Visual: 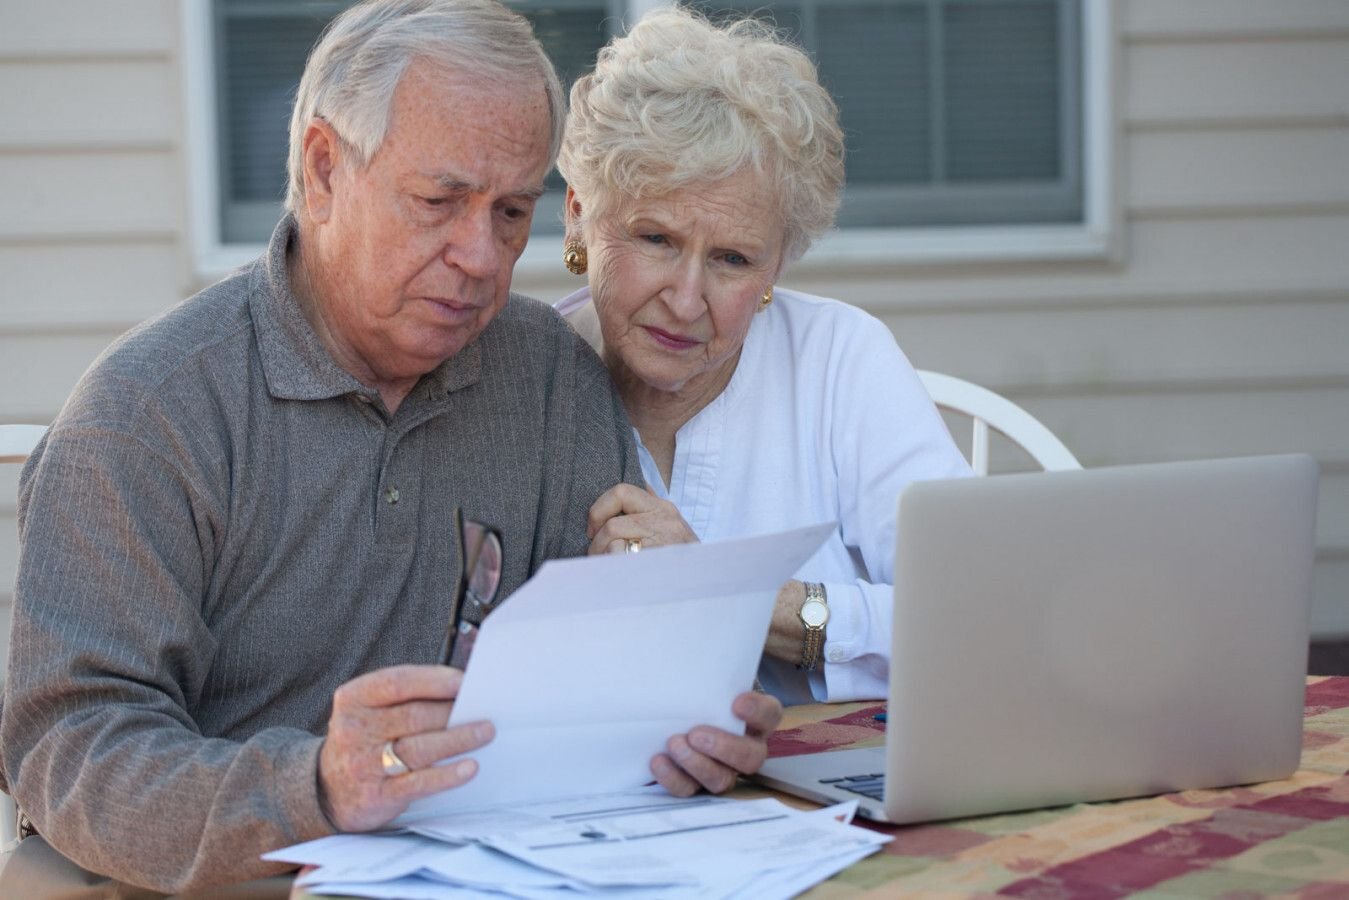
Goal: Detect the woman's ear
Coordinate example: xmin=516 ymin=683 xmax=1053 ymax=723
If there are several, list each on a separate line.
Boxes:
xmin=564 ymin=185 xmax=583 ymax=232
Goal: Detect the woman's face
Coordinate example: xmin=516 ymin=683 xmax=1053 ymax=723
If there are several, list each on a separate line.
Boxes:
xmin=576 ymin=169 xmax=786 ymax=397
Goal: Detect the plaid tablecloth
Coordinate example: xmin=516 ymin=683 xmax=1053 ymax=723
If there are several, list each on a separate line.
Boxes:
xmin=768 ymin=676 xmax=1349 ymax=898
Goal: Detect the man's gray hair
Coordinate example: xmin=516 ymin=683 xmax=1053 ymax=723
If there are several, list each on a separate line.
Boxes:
xmin=558 ymin=7 xmax=844 ymax=263
xmin=286 ymin=0 xmax=565 ymax=214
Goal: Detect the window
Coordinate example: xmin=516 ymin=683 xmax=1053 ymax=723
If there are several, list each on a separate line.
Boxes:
xmin=213 ymin=1 xmax=334 ymax=244
xmin=208 ymin=0 xmax=617 ymax=244
xmin=694 ymin=0 xmax=1083 ymax=229
xmin=186 ymin=0 xmax=1109 ymax=270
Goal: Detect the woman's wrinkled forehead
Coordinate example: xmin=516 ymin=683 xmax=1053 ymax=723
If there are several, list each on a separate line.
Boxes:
xmin=579 ymin=165 xmax=781 ymax=227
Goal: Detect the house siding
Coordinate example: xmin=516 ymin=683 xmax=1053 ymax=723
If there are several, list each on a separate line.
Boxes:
xmin=1 ymin=0 xmax=1347 ymax=667
xmin=0 ymin=0 xmax=186 ymax=675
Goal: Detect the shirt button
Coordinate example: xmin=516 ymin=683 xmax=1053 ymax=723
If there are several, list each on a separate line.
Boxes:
xmin=385 ymin=487 xmax=400 ymax=505
xmin=827 ymin=647 xmax=846 ymax=663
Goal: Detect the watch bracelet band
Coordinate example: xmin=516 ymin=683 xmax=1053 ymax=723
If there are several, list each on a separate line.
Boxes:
xmin=798 ymin=582 xmax=827 ymax=671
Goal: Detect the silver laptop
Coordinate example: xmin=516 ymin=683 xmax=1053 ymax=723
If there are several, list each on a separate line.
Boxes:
xmin=757 ymin=454 xmax=1319 ymax=824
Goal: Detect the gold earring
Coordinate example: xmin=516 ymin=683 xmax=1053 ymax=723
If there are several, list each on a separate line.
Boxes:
xmin=759 ymin=286 xmax=773 ymax=311
xmin=563 ymin=240 xmax=587 ymax=275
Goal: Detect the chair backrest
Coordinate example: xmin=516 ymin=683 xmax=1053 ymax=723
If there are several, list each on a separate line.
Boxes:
xmin=0 ymin=424 xmax=47 ymax=465
xmin=916 ymin=370 xmax=1080 ymax=476
xmin=1 ymin=424 xmax=45 ymax=847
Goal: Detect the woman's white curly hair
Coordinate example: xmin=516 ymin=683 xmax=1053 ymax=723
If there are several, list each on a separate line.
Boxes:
xmin=558 ymin=7 xmax=845 ymax=263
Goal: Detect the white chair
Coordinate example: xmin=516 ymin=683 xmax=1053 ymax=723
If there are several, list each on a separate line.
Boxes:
xmin=1 ymin=423 xmax=45 ymax=851
xmin=0 ymin=425 xmax=47 ymax=465
xmin=916 ymin=370 xmax=1080 ymax=475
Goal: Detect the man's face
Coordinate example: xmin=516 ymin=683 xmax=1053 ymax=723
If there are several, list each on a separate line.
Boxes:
xmin=306 ymin=60 xmax=552 ymax=388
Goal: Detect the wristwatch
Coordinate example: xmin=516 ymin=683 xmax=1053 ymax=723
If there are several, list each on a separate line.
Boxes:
xmin=797 ymin=582 xmax=829 ymax=671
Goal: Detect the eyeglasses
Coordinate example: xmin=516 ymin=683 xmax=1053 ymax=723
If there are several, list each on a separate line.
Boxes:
xmin=440 ymin=509 xmax=504 ymax=670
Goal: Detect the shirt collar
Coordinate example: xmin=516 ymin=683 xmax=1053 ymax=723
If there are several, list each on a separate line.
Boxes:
xmin=249 ymin=214 xmax=479 ymax=404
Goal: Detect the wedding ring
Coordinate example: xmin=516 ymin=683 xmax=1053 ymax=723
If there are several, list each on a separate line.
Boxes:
xmin=380 ymin=739 xmax=410 ymax=777
xmin=624 ymin=538 xmax=643 ymax=554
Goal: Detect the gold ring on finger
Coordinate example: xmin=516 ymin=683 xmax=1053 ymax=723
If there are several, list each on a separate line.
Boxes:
xmin=380 ymin=739 xmax=410 ymax=777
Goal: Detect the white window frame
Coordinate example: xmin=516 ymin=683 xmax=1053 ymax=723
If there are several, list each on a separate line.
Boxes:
xmin=182 ymin=0 xmax=258 ymax=278
xmin=181 ymin=0 xmax=1118 ymax=282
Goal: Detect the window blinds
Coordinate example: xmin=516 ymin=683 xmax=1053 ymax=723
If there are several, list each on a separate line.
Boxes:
xmin=212 ymin=0 xmax=1081 ymax=243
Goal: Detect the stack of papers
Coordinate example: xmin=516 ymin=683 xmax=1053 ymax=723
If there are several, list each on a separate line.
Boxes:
xmin=270 ymin=526 xmax=878 ymax=896
xmin=266 ymin=787 xmax=890 ymax=899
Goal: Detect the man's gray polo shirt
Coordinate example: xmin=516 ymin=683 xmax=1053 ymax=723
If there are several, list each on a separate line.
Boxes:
xmin=0 ymin=216 xmax=641 ymax=893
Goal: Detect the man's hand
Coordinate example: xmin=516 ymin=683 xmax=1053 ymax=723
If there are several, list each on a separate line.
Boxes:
xmin=587 ymin=483 xmax=699 ymax=555
xmin=318 ymin=665 xmax=494 ymax=832
xmin=651 ymin=691 xmax=783 ymax=796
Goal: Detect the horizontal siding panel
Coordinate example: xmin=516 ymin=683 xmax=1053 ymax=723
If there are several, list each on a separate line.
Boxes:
xmin=942 ymin=398 xmax=1347 ymax=639
xmin=997 ymin=386 xmax=1349 ymax=470
xmin=4 ymin=464 xmax=22 ymax=678
xmin=783 ymin=215 xmax=1349 ymax=310
xmin=1321 ymin=470 xmax=1349 ymax=550
xmin=1128 ymin=128 xmax=1349 ymax=214
xmin=2 ymin=470 xmax=13 ymax=683
xmin=862 ymin=415 xmax=1345 ymax=642
xmin=0 ymin=516 xmax=13 ymax=607
xmin=1312 ymin=560 xmax=1349 ymax=638
xmin=882 ymin=298 xmax=1349 ymax=389
xmin=0 ymin=332 xmax=127 ymax=422
xmin=0 ymin=604 xmax=9 ymax=686
xmin=0 ymin=242 xmax=187 ymax=331
xmin=1126 ymin=0 xmax=1349 ymax=39
xmin=0 ymin=468 xmax=16 ymax=515
xmin=0 ymin=151 xmax=180 ymax=239
xmin=47 ymin=287 xmax=1349 ymax=438
xmin=938 ymin=412 xmax=1049 ymax=477
xmin=0 ymin=60 xmax=176 ymax=147
xmin=0 ymin=0 xmax=176 ymax=57
xmin=1126 ymin=41 xmax=1349 ymax=124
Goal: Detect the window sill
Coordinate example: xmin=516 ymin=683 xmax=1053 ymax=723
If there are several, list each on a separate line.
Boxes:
xmin=511 ymin=221 xmax=1119 ymax=280
xmin=192 ymin=220 xmax=1118 ymax=287
xmin=789 ymin=223 xmax=1116 ymax=270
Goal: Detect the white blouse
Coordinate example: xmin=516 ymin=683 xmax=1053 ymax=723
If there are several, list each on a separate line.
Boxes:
xmin=556 ymin=286 xmax=971 ymax=704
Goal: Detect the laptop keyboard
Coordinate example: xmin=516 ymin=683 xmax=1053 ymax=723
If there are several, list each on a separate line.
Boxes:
xmin=822 ymin=773 xmax=885 ymax=801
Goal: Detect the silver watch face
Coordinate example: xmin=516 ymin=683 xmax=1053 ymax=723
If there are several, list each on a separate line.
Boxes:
xmin=801 ymin=598 xmax=829 ymax=628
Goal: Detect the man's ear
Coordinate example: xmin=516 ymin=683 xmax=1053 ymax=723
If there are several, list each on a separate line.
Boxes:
xmin=300 ymin=118 xmax=344 ymax=224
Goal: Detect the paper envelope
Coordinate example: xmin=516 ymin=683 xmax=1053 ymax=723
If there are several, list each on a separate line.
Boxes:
xmin=395 ymin=522 xmax=836 ymax=822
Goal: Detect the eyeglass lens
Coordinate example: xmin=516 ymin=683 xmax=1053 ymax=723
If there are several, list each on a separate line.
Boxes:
xmin=462 ymin=520 xmax=503 ymax=617
xmin=443 ymin=514 xmax=503 ymax=670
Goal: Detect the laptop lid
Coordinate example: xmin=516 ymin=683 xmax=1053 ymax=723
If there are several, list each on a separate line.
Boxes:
xmin=882 ymin=453 xmax=1317 ymax=823
xmin=757 ymin=454 xmax=1318 ymax=825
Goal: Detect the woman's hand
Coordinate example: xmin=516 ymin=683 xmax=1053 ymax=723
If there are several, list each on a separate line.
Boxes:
xmin=587 ymin=483 xmax=699 ymax=555
xmin=763 ymin=579 xmax=809 ymax=663
xmin=651 ymin=691 xmax=784 ymax=796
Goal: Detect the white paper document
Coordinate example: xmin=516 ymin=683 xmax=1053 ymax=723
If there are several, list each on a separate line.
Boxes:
xmin=396 ymin=522 xmax=836 ymax=821
xmin=268 ymin=789 xmax=889 ymax=899
xmin=265 ymin=525 xmax=887 ymax=899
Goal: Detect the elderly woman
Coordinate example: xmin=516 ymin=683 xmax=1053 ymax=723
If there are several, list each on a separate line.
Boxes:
xmin=556 ymin=8 xmax=970 ymax=707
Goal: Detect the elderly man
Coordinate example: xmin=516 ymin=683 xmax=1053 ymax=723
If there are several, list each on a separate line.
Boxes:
xmin=0 ymin=0 xmax=781 ymax=894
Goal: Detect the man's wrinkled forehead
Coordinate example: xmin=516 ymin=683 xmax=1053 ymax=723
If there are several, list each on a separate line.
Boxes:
xmin=379 ymin=57 xmax=554 ymax=176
